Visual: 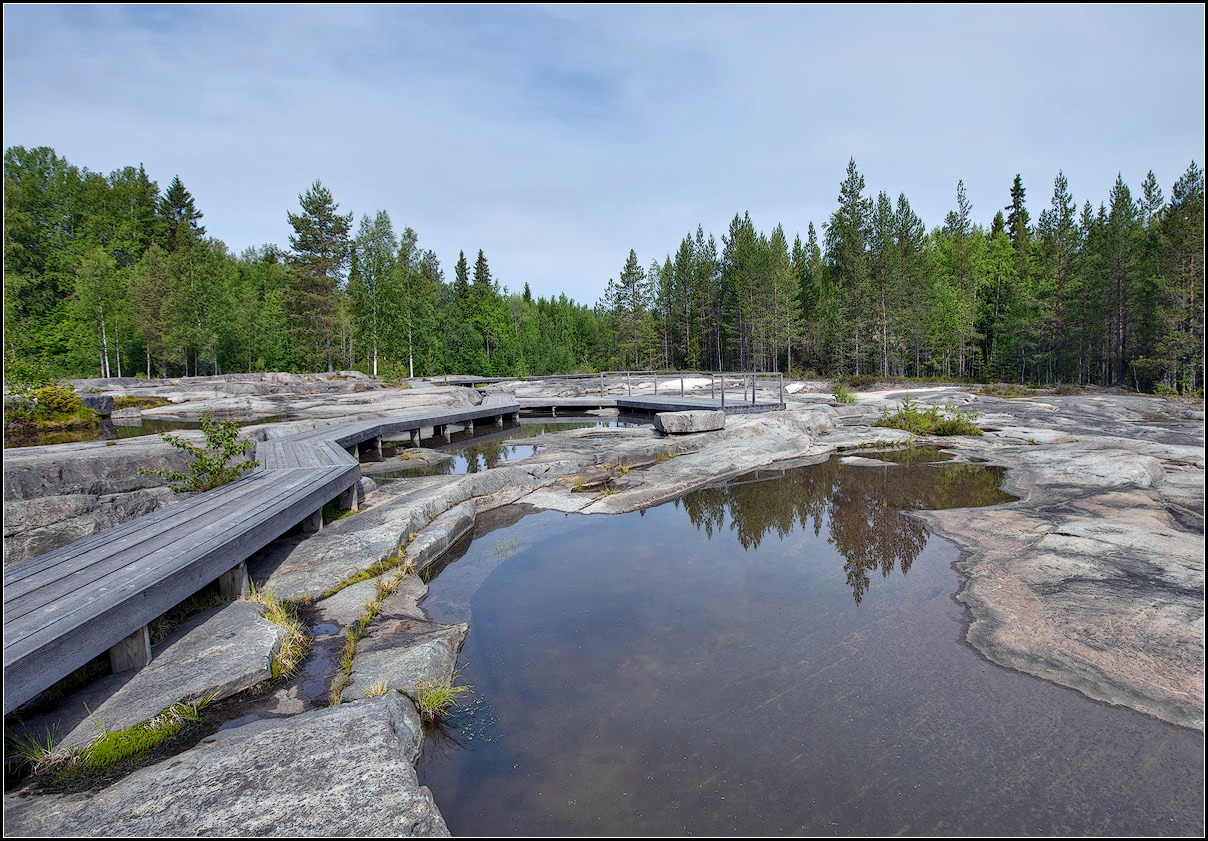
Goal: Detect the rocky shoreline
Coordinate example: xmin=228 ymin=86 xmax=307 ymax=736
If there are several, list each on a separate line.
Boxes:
xmin=3 ymin=374 xmax=1203 ymax=835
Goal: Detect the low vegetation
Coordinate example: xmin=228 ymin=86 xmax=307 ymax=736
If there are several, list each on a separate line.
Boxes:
xmin=6 ymin=695 xmax=214 ymax=781
xmin=247 ymin=586 xmax=310 ymax=679
xmin=139 ymin=411 xmax=259 ymax=492
xmin=832 ymin=383 xmax=857 ymax=404
xmin=329 ymin=559 xmax=416 ymax=705
xmin=413 ymin=671 xmax=474 ymax=722
xmin=873 ymin=397 xmax=984 ymax=436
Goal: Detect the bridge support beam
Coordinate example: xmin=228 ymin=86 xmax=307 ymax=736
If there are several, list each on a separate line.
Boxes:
xmin=410 ymin=428 xmax=421 ymax=447
xmin=302 ymin=508 xmax=323 ymax=533
xmin=336 ymin=483 xmax=359 ymax=513
xmin=219 ymin=561 xmax=251 ymax=601
xmin=109 ymin=625 xmax=151 ymax=673
xmin=358 ymin=437 xmax=383 ymax=462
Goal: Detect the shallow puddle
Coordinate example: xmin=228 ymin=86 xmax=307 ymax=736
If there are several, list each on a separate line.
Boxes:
xmin=416 ymin=457 xmax=1203 ymax=836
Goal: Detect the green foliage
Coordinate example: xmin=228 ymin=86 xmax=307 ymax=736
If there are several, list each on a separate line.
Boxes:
xmin=247 ymin=586 xmax=309 ymax=679
xmin=140 ymin=412 xmax=259 ymax=492
xmin=112 ymin=395 xmax=173 ymax=410
xmin=27 ymin=383 xmax=81 ymax=415
xmin=832 ymin=383 xmax=857 ymax=404
xmin=873 ymin=397 xmax=984 ymax=436
xmin=2 ymin=353 xmax=59 ymax=394
xmin=413 ymin=672 xmax=474 ymax=722
xmin=4 ymin=145 xmax=1201 ymax=390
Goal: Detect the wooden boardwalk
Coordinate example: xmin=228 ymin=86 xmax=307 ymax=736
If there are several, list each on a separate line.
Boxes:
xmin=3 ymin=395 xmax=520 ymax=712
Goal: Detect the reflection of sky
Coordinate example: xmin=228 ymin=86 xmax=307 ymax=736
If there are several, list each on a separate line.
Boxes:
xmin=417 ymin=460 xmax=1200 ymax=836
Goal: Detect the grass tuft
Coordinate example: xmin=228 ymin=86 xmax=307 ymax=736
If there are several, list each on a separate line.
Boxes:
xmin=413 ymin=671 xmax=474 ymax=722
xmin=247 ymin=586 xmax=310 ymax=679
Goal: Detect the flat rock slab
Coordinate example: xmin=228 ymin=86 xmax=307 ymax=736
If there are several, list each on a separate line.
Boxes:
xmin=45 ymin=602 xmax=285 ymax=750
xmin=654 ymin=410 xmax=726 ymax=434
xmin=2 ymin=694 xmax=449 ymax=837
xmin=342 ymin=619 xmax=468 ymax=703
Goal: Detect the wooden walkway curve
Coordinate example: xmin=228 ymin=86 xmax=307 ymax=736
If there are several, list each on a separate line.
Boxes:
xmin=2 ymin=394 xmax=520 ymax=712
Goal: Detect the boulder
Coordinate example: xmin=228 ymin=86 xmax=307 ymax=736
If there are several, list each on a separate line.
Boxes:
xmin=2 ymin=695 xmax=449 ymax=836
xmin=654 ymin=410 xmax=726 ymax=434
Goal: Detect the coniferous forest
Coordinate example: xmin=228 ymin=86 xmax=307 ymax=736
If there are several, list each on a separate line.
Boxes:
xmin=4 ymin=146 xmax=1203 ymax=394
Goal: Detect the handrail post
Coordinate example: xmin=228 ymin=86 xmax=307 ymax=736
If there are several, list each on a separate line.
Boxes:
xmin=711 ymin=373 xmax=715 ymax=400
xmin=627 ymin=371 xmax=631 ymax=396
xmin=600 ymin=371 xmax=604 ymax=397
xmin=680 ymin=372 xmax=684 ymax=396
xmin=779 ymin=372 xmax=784 ymax=409
xmin=721 ymin=375 xmax=726 ymax=408
xmin=653 ymin=371 xmax=658 ymax=395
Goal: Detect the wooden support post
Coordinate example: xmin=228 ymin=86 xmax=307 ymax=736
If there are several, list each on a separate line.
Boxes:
xmin=466 ymin=419 xmax=474 ymax=435
xmin=680 ymin=373 xmax=684 ymax=396
xmin=496 ymin=413 xmax=504 ymax=428
xmin=303 ymin=508 xmax=323 ymax=533
xmin=627 ymin=372 xmax=632 ymax=396
xmin=360 ymin=436 xmax=382 ymax=462
xmin=219 ymin=561 xmax=251 ymax=601
xmin=110 ymin=626 xmax=152 ymax=672
xmin=410 ymin=428 xmax=420 ymax=447
xmin=336 ymin=482 xmax=359 ymax=513
xmin=600 ymin=371 xmax=605 ymax=397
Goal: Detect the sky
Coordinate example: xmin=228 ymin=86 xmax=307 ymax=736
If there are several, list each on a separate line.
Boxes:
xmin=3 ymin=4 xmax=1204 ymax=305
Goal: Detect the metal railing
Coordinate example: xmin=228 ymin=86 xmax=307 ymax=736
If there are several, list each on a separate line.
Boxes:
xmin=591 ymin=370 xmax=786 ymax=409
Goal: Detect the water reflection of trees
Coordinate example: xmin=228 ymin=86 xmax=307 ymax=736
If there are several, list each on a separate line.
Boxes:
xmin=677 ymin=459 xmax=1012 ymax=605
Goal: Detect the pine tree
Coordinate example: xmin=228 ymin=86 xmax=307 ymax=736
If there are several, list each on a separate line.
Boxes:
xmin=1037 ymin=171 xmax=1078 ymax=383
xmin=454 ymin=250 xmax=470 ymax=300
xmin=160 ymin=175 xmax=205 ymax=252
xmin=825 ymin=159 xmax=873 ymax=374
xmin=473 ymin=249 xmax=492 ymax=290
xmin=286 ymin=180 xmax=352 ymax=372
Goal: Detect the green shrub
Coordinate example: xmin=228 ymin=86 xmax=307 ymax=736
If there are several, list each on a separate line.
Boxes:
xmin=873 ymin=398 xmax=983 ymax=436
xmin=833 ymin=383 xmax=857 ymax=404
xmin=140 ymin=412 xmax=260 ymax=492
xmin=841 ymin=374 xmax=877 ymax=390
xmin=28 ymin=384 xmax=82 ymax=416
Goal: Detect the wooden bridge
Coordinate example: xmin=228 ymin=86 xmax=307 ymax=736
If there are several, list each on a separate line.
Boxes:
xmin=514 ymin=371 xmax=786 ymax=416
xmin=2 ymin=394 xmax=520 ymax=712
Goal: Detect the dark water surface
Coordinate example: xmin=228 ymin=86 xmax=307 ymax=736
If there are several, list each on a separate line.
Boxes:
xmin=416 ymin=456 xmax=1204 ymax=836
xmin=379 ymin=418 xmax=642 ymax=477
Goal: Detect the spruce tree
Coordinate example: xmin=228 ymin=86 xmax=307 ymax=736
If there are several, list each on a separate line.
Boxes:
xmin=286 ymin=180 xmax=352 ymax=372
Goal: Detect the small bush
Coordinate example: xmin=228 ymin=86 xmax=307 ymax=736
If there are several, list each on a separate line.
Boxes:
xmin=833 ymin=383 xmax=857 ymax=404
xmin=28 ymin=384 xmax=82 ymax=415
xmin=873 ymin=398 xmax=983 ymax=436
xmin=841 ymin=374 xmax=877 ymax=390
xmin=140 ymin=412 xmax=259 ymax=492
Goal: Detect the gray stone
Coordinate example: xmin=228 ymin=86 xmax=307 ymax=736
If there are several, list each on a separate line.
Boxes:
xmin=79 ymin=394 xmax=113 ymax=416
xmin=3 ymin=487 xmax=179 ymax=565
xmin=51 ymin=601 xmax=284 ymax=750
xmin=653 ymin=409 xmax=726 ymax=434
xmin=343 ymin=620 xmax=468 ymax=702
xmin=2 ymin=695 xmax=449 ymax=837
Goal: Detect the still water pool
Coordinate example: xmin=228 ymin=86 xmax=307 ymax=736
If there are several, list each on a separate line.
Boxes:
xmin=416 ymin=455 xmax=1203 ymax=836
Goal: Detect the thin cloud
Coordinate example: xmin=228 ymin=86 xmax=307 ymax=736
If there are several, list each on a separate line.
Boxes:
xmin=3 ymin=4 xmax=1203 ymax=304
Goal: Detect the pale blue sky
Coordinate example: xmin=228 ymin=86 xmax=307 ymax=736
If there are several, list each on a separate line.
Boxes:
xmin=4 ymin=4 xmax=1204 ymax=303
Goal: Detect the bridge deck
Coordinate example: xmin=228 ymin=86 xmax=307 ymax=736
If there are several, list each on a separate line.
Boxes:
xmin=3 ymin=395 xmax=520 ymax=711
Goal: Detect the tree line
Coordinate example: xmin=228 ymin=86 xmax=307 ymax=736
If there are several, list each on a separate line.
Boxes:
xmin=4 ymin=146 xmax=1202 ymax=394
